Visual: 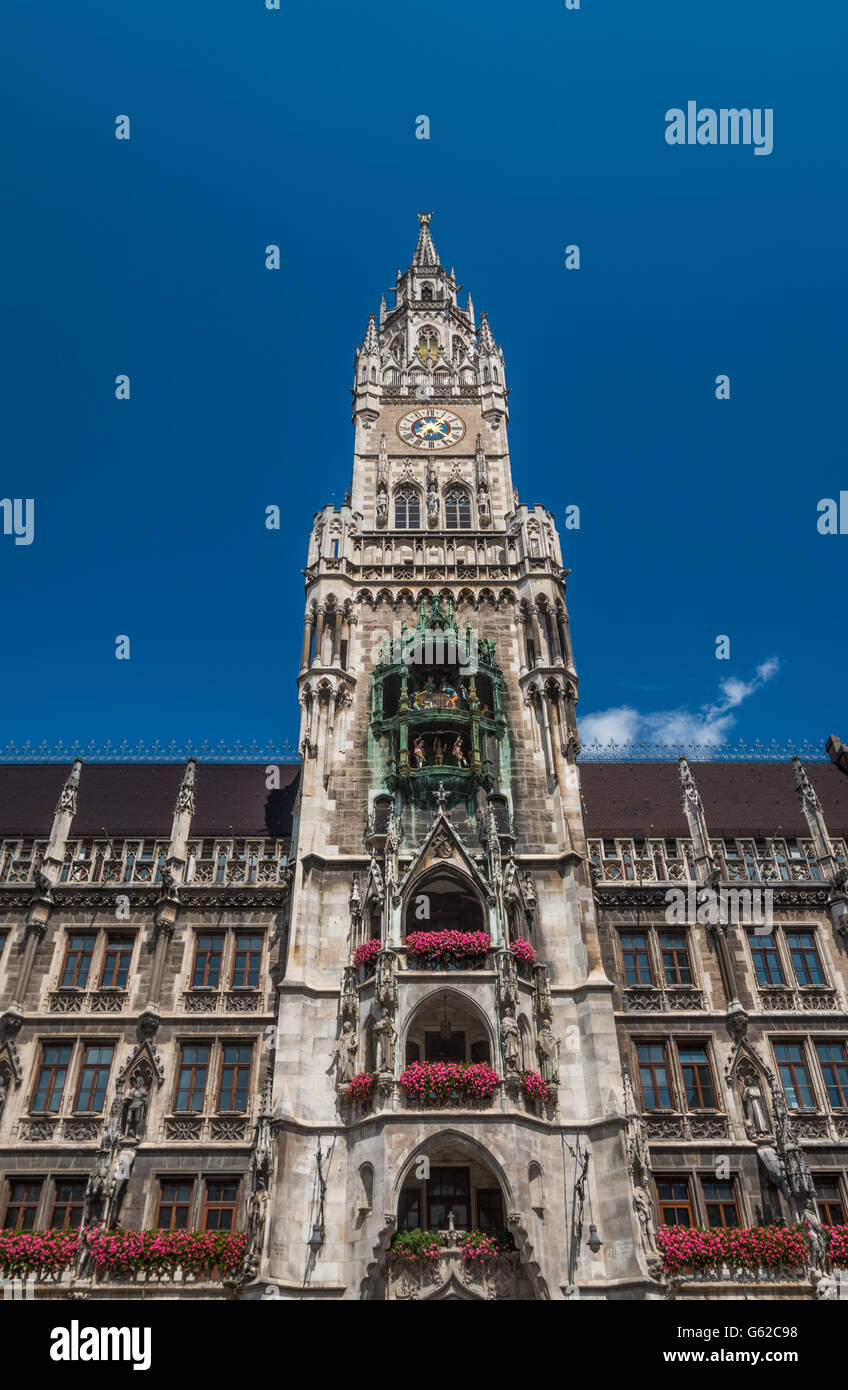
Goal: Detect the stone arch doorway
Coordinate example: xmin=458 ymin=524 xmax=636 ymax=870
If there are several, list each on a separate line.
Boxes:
xmin=373 ymin=1131 xmax=544 ymax=1300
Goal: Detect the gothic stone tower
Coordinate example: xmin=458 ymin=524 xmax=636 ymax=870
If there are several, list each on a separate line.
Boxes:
xmin=263 ymin=215 xmax=650 ymax=1299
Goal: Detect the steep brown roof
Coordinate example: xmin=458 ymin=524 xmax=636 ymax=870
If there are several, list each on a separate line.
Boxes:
xmin=0 ymin=763 xmax=300 ymax=839
xmin=579 ymin=761 xmax=848 ymax=840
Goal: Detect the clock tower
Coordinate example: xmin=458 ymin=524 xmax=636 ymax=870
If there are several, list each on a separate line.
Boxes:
xmin=264 ymin=214 xmax=649 ymax=1300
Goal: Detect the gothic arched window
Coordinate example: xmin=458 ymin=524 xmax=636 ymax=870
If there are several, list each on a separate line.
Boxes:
xmin=445 ymin=486 xmax=471 ymax=530
xmin=417 ymin=328 xmax=439 ymax=368
xmin=394 ymin=487 xmax=421 ymax=529
xmin=421 ymin=283 xmax=434 ymax=302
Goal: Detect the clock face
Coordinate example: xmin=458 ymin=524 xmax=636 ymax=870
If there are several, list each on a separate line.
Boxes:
xmin=397 ymin=409 xmax=466 ymax=450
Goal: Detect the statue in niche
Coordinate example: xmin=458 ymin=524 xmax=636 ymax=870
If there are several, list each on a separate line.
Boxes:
xmin=342 ymin=966 xmax=360 ymax=1023
xmin=335 ymin=1019 xmax=358 ymax=1085
xmin=376 ymin=493 xmax=388 ymax=527
xmin=740 ymin=1076 xmax=771 ymax=1138
xmin=0 ymin=1072 xmax=8 ymax=1124
xmin=478 ymin=490 xmax=491 ymax=528
xmin=440 ymin=681 xmax=458 ymax=709
xmin=536 ymin=1022 xmax=559 ymax=1084
xmin=412 ymin=736 xmax=427 ymax=769
xmin=500 ymin=1005 xmax=521 ymax=1075
xmin=433 ymin=737 xmax=446 ymax=767
xmin=375 ymin=1006 xmax=396 ymax=1073
xmin=452 ymin=736 xmax=467 ymax=768
xmin=497 ymin=949 xmax=518 ymax=1011
xmin=122 ymin=1079 xmax=149 ymax=1139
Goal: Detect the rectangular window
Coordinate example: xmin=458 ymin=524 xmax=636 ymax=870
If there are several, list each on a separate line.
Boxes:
xmin=100 ymin=935 xmax=132 ymax=989
xmin=157 ymin=1179 xmax=194 ymax=1230
xmin=476 ymin=1187 xmax=504 ymax=1232
xmin=787 ymin=931 xmax=824 ymax=987
xmin=678 ymin=1044 xmax=717 ymax=1110
xmin=202 ymin=1179 xmax=239 ymax=1231
xmin=637 ymin=1042 xmax=673 ymax=1110
xmin=231 ymin=934 xmax=263 ymax=989
xmin=174 ymin=1044 xmax=210 ymax=1112
xmin=749 ymin=932 xmax=785 ymax=986
xmin=814 ymin=1177 xmax=846 ymax=1227
xmin=74 ymin=1044 xmax=114 ymax=1112
xmin=3 ymin=1180 xmax=42 ymax=1232
xmin=192 ymin=934 xmax=224 ymax=989
xmin=702 ymin=1179 xmax=739 ymax=1228
xmin=32 ymin=1044 xmax=72 ymax=1112
xmin=217 ymin=1044 xmax=252 ymax=1112
xmin=424 ymin=1031 xmax=466 ymax=1063
xmin=60 ymin=933 xmax=96 ymax=988
xmin=428 ymin=1166 xmax=471 ymax=1231
xmin=621 ymin=933 xmax=653 ymax=987
xmin=50 ymin=1179 xmax=86 ymax=1231
xmin=659 ymin=932 xmax=692 ymax=986
xmin=815 ymin=1041 xmax=848 ymax=1110
xmin=656 ymin=1178 xmax=692 ymax=1227
xmin=775 ymin=1042 xmax=817 ymax=1110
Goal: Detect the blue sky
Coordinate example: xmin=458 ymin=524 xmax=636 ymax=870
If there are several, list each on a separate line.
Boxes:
xmin=0 ymin=0 xmax=844 ymax=757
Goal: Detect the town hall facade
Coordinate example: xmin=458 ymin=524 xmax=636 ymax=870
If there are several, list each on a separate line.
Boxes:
xmin=2 ymin=216 xmax=848 ymax=1300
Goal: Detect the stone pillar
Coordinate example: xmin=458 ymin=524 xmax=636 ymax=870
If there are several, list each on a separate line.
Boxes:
xmin=312 ymin=607 xmax=326 ymax=667
xmin=300 ymin=611 xmax=315 ymax=671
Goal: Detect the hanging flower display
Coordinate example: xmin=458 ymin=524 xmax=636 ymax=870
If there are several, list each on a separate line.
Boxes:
xmin=520 ymin=1069 xmax=549 ymax=1102
xmin=399 ymin=1060 xmax=500 ymax=1103
xmin=353 ymin=939 xmax=381 ymax=969
xmin=347 ymin=1071 xmax=378 ymax=1101
xmin=404 ymin=930 xmax=491 ymax=964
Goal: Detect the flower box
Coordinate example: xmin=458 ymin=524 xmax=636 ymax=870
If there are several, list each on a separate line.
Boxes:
xmin=656 ymin=1224 xmax=816 ymax=1273
xmin=404 ymin=930 xmax=491 ymax=968
xmin=352 ymin=938 xmax=381 ymax=970
xmin=399 ymin=1060 xmax=500 ymax=1104
xmin=510 ymin=937 xmax=536 ymax=964
xmin=348 ymin=1070 xmax=378 ymax=1102
xmin=520 ymin=1069 xmax=549 ymax=1102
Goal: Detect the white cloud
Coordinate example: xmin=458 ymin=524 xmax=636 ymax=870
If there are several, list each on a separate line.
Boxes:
xmin=579 ymin=658 xmax=781 ymax=748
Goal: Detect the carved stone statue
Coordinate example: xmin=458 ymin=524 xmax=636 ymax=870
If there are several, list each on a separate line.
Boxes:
xmin=335 ymin=1019 xmax=358 ymax=1085
xmin=0 ymin=1072 xmax=8 ymax=1123
xmin=426 ymin=490 xmax=439 ymax=527
xmin=536 ymin=1023 xmax=559 ymax=1085
xmin=375 ymin=1006 xmax=396 ymax=1073
xmin=801 ymin=1197 xmax=829 ymax=1272
xmin=500 ymin=1006 xmax=521 ymax=1075
xmin=122 ymin=1080 xmax=149 ymax=1139
xmin=496 ymin=949 xmax=518 ymax=1012
xmin=633 ymin=1183 xmax=658 ymax=1255
xmin=741 ymin=1079 xmax=770 ymax=1137
xmin=341 ymin=966 xmax=360 ymax=1024
xmin=375 ymin=952 xmax=397 ymax=1014
xmin=477 ymin=489 xmax=491 ymax=528
xmin=376 ymin=492 xmax=388 ymax=527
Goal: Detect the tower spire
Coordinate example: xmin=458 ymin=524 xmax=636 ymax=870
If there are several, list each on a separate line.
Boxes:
xmin=412 ymin=211 xmax=440 ymax=268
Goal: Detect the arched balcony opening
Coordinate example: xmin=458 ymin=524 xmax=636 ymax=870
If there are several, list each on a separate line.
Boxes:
xmin=402 ymin=988 xmax=493 ymax=1067
xmin=403 ymin=870 xmax=485 ymax=939
xmin=395 ymin=1133 xmax=509 ymax=1236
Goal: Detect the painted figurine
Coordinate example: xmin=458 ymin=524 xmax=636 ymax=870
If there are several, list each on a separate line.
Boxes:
xmin=412 ymin=736 xmax=427 ymax=769
xmin=452 ymin=736 xmax=467 ymax=768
